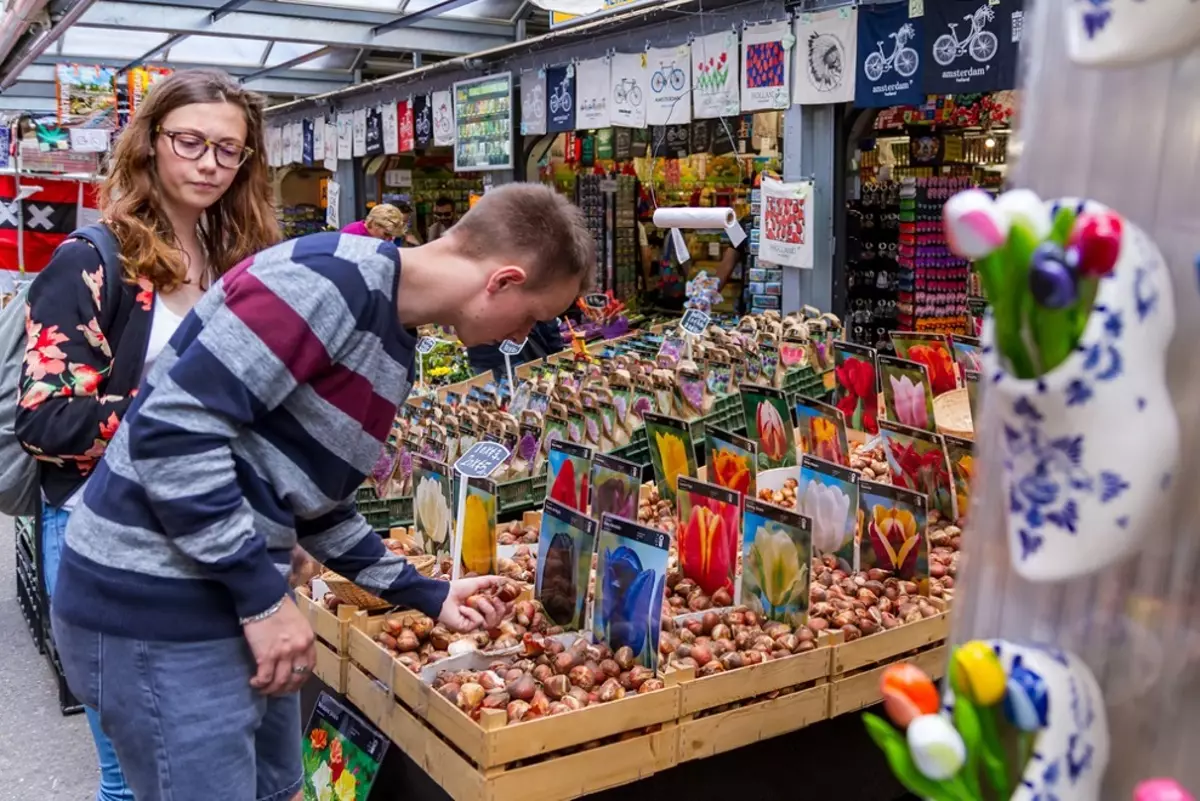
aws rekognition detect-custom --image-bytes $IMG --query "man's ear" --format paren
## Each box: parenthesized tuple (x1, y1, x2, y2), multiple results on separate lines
(487, 265, 528, 294)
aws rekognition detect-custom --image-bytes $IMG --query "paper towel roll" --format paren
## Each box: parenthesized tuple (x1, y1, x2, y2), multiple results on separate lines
(652, 207, 737, 230)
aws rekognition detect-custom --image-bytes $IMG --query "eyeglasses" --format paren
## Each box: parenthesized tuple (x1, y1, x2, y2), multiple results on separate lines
(157, 126, 252, 169)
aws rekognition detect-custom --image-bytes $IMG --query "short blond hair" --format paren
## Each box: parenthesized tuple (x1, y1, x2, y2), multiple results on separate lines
(365, 204, 405, 238)
(446, 184, 594, 287)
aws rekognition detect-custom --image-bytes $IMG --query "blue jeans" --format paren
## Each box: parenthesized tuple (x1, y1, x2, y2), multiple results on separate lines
(52, 613, 303, 801)
(42, 503, 136, 801)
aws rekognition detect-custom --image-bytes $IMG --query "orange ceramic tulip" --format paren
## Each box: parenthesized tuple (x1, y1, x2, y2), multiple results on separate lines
(880, 662, 940, 729)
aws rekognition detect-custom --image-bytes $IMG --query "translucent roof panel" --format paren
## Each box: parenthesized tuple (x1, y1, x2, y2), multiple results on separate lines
(294, 50, 361, 71)
(264, 42, 325, 68)
(403, 0, 525, 20)
(59, 27, 171, 61)
(167, 36, 272, 66)
(284, 0, 405, 11)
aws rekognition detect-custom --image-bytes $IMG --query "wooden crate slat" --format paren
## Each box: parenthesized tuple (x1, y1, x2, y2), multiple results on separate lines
(671, 644, 832, 717)
(830, 612, 951, 676)
(676, 683, 830, 762)
(828, 645, 948, 719)
(313, 642, 348, 694)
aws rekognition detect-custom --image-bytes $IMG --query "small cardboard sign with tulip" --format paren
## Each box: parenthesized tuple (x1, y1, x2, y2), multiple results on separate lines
(878, 420, 958, 524)
(795, 396, 851, 467)
(676, 476, 743, 602)
(454, 477, 498, 579)
(798, 454, 860, 570)
(949, 335, 983, 377)
(833, 340, 880, 435)
(547, 440, 594, 513)
(858, 480, 929, 586)
(705, 426, 758, 497)
(740, 383, 797, 470)
(643, 412, 698, 503)
(942, 435, 974, 524)
(890, 332, 959, 397)
(412, 456, 454, 562)
(879, 355, 938, 434)
(740, 497, 812, 628)
(593, 514, 671, 673)
(589, 452, 641, 522)
(535, 498, 598, 631)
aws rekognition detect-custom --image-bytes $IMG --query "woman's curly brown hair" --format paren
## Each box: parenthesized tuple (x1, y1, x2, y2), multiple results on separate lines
(101, 68, 280, 291)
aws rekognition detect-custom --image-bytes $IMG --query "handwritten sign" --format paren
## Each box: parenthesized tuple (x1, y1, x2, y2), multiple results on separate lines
(680, 309, 711, 337)
(499, 339, 526, 356)
(583, 293, 609, 309)
(454, 441, 511, 478)
(416, 337, 438, 355)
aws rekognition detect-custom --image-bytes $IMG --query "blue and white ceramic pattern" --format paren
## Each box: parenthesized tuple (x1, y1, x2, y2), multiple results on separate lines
(1066, 0, 1200, 67)
(944, 641, 1110, 801)
(982, 198, 1178, 582)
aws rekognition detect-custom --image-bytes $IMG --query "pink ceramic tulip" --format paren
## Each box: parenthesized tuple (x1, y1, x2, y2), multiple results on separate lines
(1134, 779, 1196, 801)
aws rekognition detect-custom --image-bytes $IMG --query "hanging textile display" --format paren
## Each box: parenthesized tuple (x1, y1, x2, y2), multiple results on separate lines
(336, 113, 353, 159)
(924, 0, 1024, 94)
(365, 106, 384, 156)
(793, 7, 858, 105)
(610, 52, 647, 128)
(855, 3, 925, 107)
(519, 71, 547, 135)
(759, 176, 814, 269)
(398, 100, 415, 152)
(312, 118, 325, 165)
(323, 121, 337, 171)
(302, 119, 314, 166)
(0, 126, 9, 170)
(266, 127, 282, 167)
(432, 90, 454, 146)
(352, 108, 367, 156)
(646, 45, 692, 126)
(741, 21, 792, 111)
(0, 175, 100, 277)
(282, 123, 297, 165)
(125, 66, 171, 124)
(545, 64, 575, 133)
(691, 31, 740, 119)
(413, 95, 433, 147)
(382, 103, 399, 154)
(575, 58, 611, 129)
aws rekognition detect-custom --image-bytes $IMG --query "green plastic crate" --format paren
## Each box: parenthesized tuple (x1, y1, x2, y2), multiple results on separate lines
(612, 391, 748, 479)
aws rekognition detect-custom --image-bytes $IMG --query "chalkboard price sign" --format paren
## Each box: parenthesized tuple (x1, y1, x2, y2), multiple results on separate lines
(680, 309, 711, 337)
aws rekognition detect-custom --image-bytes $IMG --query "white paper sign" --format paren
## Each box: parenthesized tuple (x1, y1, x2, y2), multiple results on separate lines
(432, 90, 454, 146)
(326, 180, 340, 229)
(352, 109, 367, 157)
(610, 52, 647, 129)
(741, 21, 792, 111)
(384, 169, 413, 187)
(575, 57, 611, 129)
(382, 103, 399, 155)
(520, 70, 547, 136)
(267, 126, 282, 167)
(324, 121, 338, 171)
(69, 128, 109, 153)
(691, 31, 740, 119)
(646, 45, 692, 126)
(759, 176, 814, 269)
(280, 123, 293, 165)
(793, 7, 858, 105)
(336, 114, 353, 160)
(292, 122, 304, 164)
(312, 118, 325, 163)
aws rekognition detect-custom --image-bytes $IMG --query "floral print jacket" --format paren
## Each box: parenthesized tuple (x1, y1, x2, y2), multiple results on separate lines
(16, 238, 153, 506)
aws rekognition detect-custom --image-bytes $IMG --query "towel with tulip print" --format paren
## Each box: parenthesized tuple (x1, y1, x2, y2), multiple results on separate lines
(594, 518, 670, 671)
(741, 499, 812, 626)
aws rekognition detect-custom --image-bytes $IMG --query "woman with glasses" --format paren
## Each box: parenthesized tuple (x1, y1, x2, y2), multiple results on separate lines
(16, 68, 278, 801)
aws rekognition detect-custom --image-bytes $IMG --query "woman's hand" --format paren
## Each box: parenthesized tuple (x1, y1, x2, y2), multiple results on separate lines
(438, 576, 510, 633)
(243, 597, 316, 696)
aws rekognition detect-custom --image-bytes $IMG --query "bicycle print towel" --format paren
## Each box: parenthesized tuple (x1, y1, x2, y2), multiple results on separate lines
(646, 45, 692, 126)
(610, 52, 648, 128)
(576, 58, 611, 129)
(923, 0, 1023, 94)
(432, 90, 454, 146)
(413, 94, 433, 146)
(691, 31, 740, 119)
(519, 71, 546, 135)
(855, 3, 925, 107)
(398, 100, 415, 152)
(793, 7, 858, 105)
(741, 21, 792, 111)
(759, 176, 814, 269)
(546, 65, 575, 133)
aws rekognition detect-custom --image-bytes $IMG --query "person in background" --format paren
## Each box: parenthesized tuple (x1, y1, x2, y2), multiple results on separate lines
(17, 68, 279, 801)
(341, 202, 404, 240)
(395, 202, 422, 247)
(426, 195, 457, 241)
(467, 318, 565, 381)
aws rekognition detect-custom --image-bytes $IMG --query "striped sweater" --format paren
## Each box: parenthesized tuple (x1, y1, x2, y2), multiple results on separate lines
(56, 232, 449, 642)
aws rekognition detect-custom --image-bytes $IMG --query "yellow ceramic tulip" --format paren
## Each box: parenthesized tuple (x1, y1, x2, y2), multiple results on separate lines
(953, 640, 1007, 707)
(655, 431, 690, 493)
(461, 493, 495, 575)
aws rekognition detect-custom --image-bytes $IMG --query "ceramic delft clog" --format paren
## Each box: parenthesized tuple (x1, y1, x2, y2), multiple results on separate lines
(982, 198, 1178, 582)
(1065, 0, 1200, 67)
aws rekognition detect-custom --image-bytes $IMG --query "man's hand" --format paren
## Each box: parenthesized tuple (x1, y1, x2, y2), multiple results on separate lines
(243, 597, 316, 696)
(438, 577, 510, 633)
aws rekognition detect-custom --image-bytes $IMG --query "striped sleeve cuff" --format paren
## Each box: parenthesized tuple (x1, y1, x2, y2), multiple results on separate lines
(217, 545, 291, 621)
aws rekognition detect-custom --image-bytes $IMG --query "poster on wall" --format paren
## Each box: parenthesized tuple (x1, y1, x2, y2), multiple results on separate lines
(413, 95, 433, 147)
(760, 176, 814, 269)
(855, 3, 925, 108)
(324, 121, 337, 171)
(610, 52, 647, 128)
(741, 22, 791, 111)
(923, 0, 1023, 94)
(453, 72, 513, 171)
(336, 113, 352, 159)
(312, 118, 325, 165)
(575, 58, 611, 129)
(692, 31, 740, 119)
(646, 45, 691, 126)
(381, 102, 399, 154)
(55, 65, 118, 129)
(793, 7, 858, 105)
(432, 90, 454, 146)
(519, 70, 547, 135)
(365, 106, 383, 156)
(125, 66, 171, 123)
(545, 65, 575, 133)
(351, 108, 367, 156)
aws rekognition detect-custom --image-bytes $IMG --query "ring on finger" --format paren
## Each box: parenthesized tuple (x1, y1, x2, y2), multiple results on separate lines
(292, 665, 310, 675)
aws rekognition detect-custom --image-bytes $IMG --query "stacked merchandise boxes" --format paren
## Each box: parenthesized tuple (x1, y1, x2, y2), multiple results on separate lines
(897, 177, 971, 334)
(845, 182, 901, 353)
(576, 174, 640, 302)
(744, 186, 783, 313)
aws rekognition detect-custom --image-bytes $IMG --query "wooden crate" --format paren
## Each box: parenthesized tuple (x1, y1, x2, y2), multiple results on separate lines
(828, 646, 948, 719)
(346, 664, 678, 801)
(676, 682, 830, 762)
(313, 641, 349, 694)
(297, 589, 366, 653)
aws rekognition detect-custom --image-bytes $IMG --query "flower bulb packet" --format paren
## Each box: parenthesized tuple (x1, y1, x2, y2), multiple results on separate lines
(454, 477, 498, 579)
(759, 342, 781, 387)
(962, 369, 980, 425)
(642, 411, 698, 503)
(547, 440, 594, 513)
(412, 455, 454, 561)
(794, 396, 851, 467)
(878, 420, 958, 524)
(833, 340, 880, 435)
(593, 514, 671, 672)
(890, 332, 959, 397)
(942, 435, 974, 524)
(739, 382, 797, 470)
(705, 425, 757, 497)
(858, 479, 930, 588)
(949, 335, 983, 378)
(676, 476, 743, 598)
(799, 453, 860, 568)
(590, 452, 641, 522)
(879, 355, 937, 434)
(536, 498, 599, 631)
(740, 497, 813, 628)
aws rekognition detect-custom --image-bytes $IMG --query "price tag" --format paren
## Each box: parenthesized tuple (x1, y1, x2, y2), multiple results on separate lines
(908, 0, 924, 16)
(679, 309, 711, 338)
(583, 293, 608, 309)
(454, 441, 511, 478)
(499, 339, 525, 356)
(416, 337, 438, 354)
(69, 128, 109, 153)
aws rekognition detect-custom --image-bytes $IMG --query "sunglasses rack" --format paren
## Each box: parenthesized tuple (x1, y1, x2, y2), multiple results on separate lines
(845, 181, 901, 354)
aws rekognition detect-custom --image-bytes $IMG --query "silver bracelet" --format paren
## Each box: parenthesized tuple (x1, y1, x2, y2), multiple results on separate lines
(239, 598, 285, 626)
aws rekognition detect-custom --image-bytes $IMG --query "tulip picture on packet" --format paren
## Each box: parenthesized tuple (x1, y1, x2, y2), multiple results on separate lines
(412, 455, 454, 561)
(535, 499, 599, 631)
(879, 355, 938, 434)
(858, 480, 930, 586)
(962, 369, 980, 424)
(676, 476, 742, 598)
(798, 454, 860, 569)
(878, 420, 958, 524)
(740, 383, 797, 470)
(457, 477, 498, 578)
(740, 497, 813, 627)
(949, 334, 983, 376)
(889, 332, 959, 396)
(593, 514, 671, 672)
(833, 340, 880, 435)
(794, 396, 851, 467)
(643, 412, 698, 503)
(705, 426, 758, 497)
(942, 435, 974, 523)
(547, 440, 594, 513)
(589, 452, 641, 522)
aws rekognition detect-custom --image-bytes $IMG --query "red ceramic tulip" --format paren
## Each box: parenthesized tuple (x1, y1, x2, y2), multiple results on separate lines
(1069, 210, 1123, 278)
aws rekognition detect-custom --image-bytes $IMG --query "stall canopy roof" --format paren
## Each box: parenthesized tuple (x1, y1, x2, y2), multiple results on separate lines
(0, 0, 549, 114)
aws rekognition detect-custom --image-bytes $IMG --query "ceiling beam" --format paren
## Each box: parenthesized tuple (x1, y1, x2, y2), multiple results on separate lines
(0, 95, 55, 111)
(118, 31, 187, 71)
(240, 74, 353, 95)
(23, 58, 354, 83)
(74, 1, 511, 55)
(238, 45, 332, 83)
(371, 0, 481, 36)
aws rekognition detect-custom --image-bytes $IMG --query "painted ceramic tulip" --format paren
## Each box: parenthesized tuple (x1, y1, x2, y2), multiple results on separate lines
(1065, 0, 1200, 67)
(906, 714, 966, 781)
(654, 431, 690, 494)
(600, 545, 657, 656)
(943, 188, 1010, 259)
(415, 476, 451, 552)
(1003, 654, 1050, 732)
(890, 375, 929, 429)
(680, 503, 735, 595)
(801, 480, 852, 554)
(880, 663, 940, 730)
(1134, 779, 1197, 801)
(747, 525, 806, 618)
(952, 641, 1006, 707)
(756, 401, 788, 462)
(461, 493, 495, 575)
(711, 448, 752, 495)
(869, 506, 921, 578)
